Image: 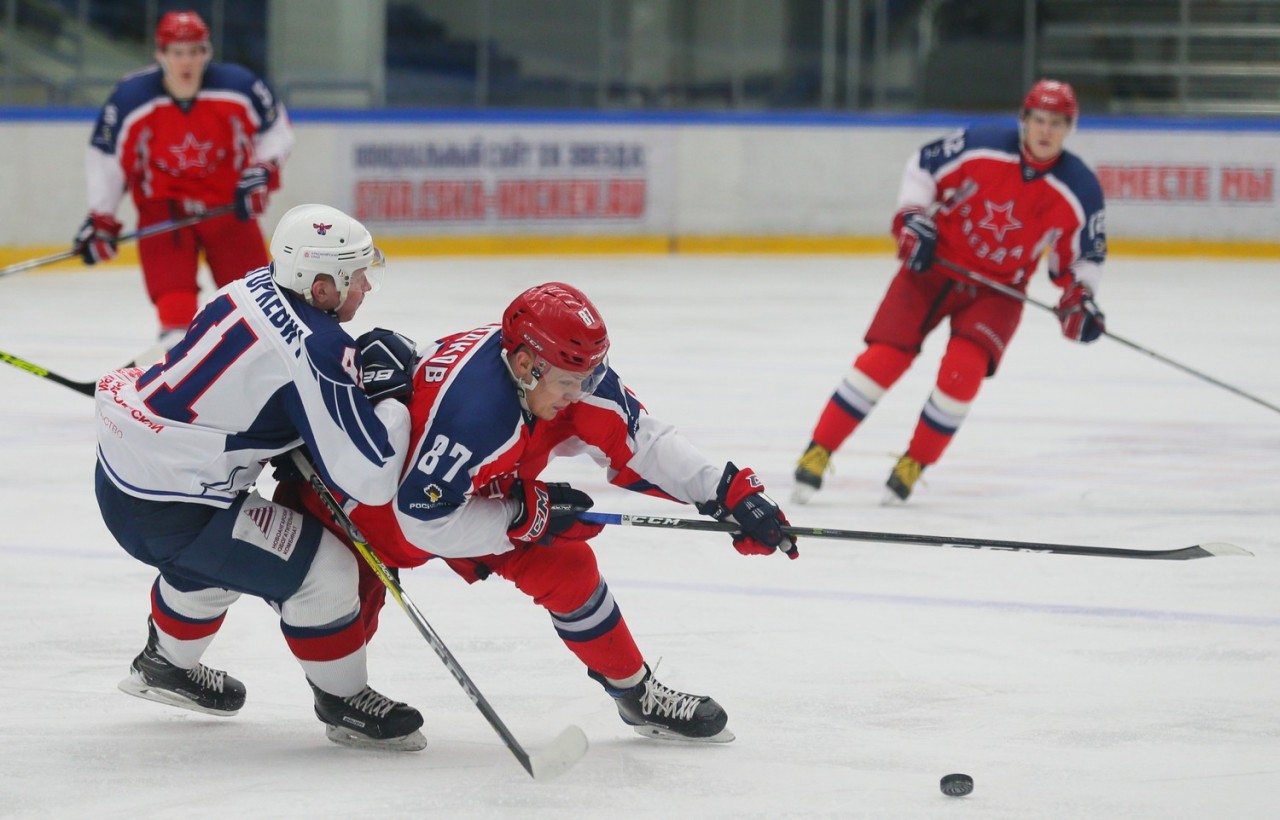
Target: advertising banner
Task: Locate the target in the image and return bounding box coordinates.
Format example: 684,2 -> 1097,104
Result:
335,124 -> 675,235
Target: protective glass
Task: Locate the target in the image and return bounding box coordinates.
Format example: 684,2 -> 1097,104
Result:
532,356 -> 609,400
359,246 -> 387,293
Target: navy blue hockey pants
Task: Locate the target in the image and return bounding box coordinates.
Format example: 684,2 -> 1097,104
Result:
95,463 -> 322,603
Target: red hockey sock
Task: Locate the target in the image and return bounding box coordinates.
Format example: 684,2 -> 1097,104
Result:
563,619 -> 645,682
490,542 -> 646,681
154,290 -> 199,332
906,337 -> 986,465
811,344 -> 914,450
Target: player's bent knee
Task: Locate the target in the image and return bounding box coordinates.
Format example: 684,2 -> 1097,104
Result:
855,343 -> 915,386
281,530 -> 360,628
938,337 -> 989,399
509,541 -> 602,612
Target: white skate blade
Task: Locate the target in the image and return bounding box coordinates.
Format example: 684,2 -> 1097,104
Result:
629,724 -> 735,744
790,483 -> 817,505
880,487 -> 910,506
323,724 -> 427,752
526,725 -> 590,780
117,670 -> 240,717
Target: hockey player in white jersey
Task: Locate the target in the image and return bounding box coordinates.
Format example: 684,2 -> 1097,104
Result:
94,204 -> 427,751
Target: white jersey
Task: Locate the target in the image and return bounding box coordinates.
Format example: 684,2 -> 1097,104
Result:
96,266 -> 409,508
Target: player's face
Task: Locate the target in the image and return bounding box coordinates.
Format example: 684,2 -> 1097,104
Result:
334,269 -> 372,323
157,41 -> 210,98
523,366 -> 585,420
511,349 -> 604,420
1022,109 -> 1071,162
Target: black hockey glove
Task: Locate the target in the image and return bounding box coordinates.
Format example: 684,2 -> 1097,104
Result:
356,328 -> 417,403
234,163 -> 273,221
73,213 -> 122,265
1058,281 -> 1105,343
696,462 -> 798,559
506,480 -> 601,546
895,209 -> 938,273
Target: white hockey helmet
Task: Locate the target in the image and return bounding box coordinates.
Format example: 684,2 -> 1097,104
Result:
269,204 -> 383,301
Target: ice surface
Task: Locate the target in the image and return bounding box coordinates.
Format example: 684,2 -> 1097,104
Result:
1,254 -> 1277,819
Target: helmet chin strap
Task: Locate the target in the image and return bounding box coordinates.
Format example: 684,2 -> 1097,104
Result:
500,348 -> 539,412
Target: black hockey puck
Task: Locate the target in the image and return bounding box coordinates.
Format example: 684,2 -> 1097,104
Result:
940,773 -> 974,797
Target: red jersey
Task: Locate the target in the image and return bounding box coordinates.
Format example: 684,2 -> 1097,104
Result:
349,326 -> 721,568
896,124 -> 1106,292
86,62 -> 293,216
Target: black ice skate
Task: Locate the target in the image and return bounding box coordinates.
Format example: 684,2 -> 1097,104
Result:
309,680 -> 426,752
791,441 -> 831,504
590,664 -> 734,743
884,453 -> 925,504
117,617 -> 246,717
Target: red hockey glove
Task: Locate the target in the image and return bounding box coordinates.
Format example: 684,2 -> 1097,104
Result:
1058,281 -> 1105,343
356,328 -> 417,403
73,213 -> 122,265
893,208 -> 938,273
507,480 -> 601,546
696,463 -> 798,559
234,163 -> 275,221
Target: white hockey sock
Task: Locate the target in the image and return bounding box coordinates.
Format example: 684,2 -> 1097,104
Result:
606,666 -> 646,689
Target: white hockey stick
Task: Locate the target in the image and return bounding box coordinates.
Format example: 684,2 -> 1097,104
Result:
290,450 -> 588,780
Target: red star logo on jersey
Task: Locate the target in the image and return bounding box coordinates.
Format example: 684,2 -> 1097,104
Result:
168,133 -> 213,170
977,200 -> 1022,243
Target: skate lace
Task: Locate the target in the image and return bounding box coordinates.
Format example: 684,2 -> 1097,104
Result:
186,664 -> 225,693
892,455 -> 923,488
345,687 -> 395,718
638,676 -> 702,721
798,444 -> 832,478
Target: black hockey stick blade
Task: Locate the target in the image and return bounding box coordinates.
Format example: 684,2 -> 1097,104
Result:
579,513 -> 1252,560
289,450 -> 588,780
0,349 -> 96,395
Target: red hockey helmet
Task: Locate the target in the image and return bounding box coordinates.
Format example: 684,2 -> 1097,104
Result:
1022,79 -> 1079,122
156,10 -> 210,50
502,282 -> 610,393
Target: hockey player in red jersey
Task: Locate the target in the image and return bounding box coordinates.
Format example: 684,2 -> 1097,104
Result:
74,10 -> 294,350
792,79 -> 1107,504
280,282 -> 797,744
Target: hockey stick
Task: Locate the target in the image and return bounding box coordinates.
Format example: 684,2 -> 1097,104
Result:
0,349 -> 96,396
935,258 -> 1280,416
578,512 -> 1250,560
289,450 -> 589,780
0,345 -> 165,397
1,205 -> 242,393
0,205 -> 236,280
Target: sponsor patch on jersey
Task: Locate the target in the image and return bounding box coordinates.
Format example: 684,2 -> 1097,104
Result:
424,483 -> 443,503
233,494 -> 301,560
